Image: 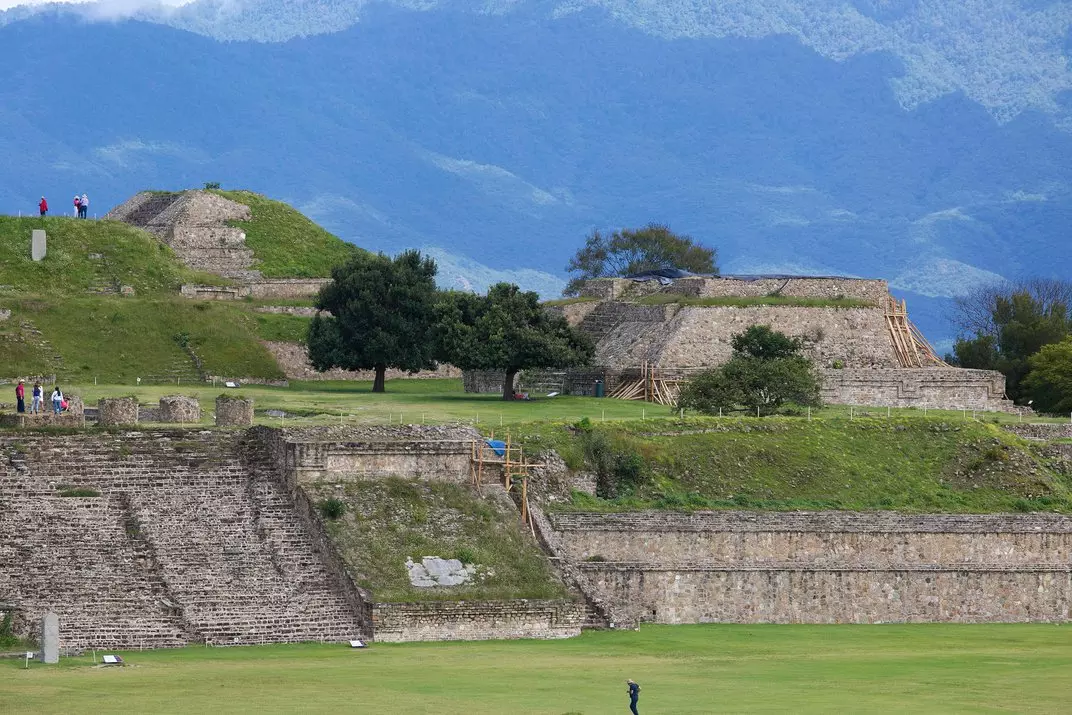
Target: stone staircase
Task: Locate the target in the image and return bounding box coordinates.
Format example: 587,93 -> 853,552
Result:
0,432 -> 368,649
105,190 -> 263,282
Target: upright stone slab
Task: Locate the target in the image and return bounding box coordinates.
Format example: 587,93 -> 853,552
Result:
216,395 -> 254,427
41,611 -> 59,664
31,230 -> 46,262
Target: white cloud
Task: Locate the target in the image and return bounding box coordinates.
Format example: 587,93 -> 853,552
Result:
422,149 -> 565,213
892,258 -> 1005,298
93,138 -> 207,166
0,0 -> 193,11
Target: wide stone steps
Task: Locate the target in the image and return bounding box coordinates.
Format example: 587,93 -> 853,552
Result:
0,431 -> 369,648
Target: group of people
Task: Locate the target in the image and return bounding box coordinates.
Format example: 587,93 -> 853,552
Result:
35,194 -> 90,218
14,380 -> 68,415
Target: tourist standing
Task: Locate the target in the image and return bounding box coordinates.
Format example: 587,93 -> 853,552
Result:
73,195 -> 81,217
51,386 -> 63,415
38,196 -> 48,216
31,382 -> 42,414
15,380 -> 25,413
80,193 -> 89,218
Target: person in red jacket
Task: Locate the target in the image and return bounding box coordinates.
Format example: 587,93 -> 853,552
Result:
38,196 -> 48,216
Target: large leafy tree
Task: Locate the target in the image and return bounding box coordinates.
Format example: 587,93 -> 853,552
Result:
438,283 -> 593,400
307,250 -> 440,393
679,325 -> 821,416
1022,338 -> 1072,415
953,290 -> 1072,401
564,223 -> 717,295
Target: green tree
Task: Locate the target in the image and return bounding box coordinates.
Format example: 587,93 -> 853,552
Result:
679,325 -> 821,416
564,224 -> 717,295
438,283 -> 593,400
1022,338 -> 1072,415
307,250 -> 440,393
954,290 -> 1071,401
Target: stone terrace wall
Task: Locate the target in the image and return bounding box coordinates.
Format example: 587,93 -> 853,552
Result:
263,341 -> 461,382
372,600 -> 585,642
821,368 -> 1017,412
0,431 -> 367,650
1006,424 -> 1072,440
549,511 -> 1072,625
578,276 -> 888,304
596,305 -> 897,370
272,425 -> 483,486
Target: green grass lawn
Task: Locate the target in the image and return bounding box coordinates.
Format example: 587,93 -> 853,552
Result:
212,190 -> 360,278
3,624 -> 1072,713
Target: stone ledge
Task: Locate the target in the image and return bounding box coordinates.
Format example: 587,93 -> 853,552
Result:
577,562 -> 1072,573
549,510 -> 1072,533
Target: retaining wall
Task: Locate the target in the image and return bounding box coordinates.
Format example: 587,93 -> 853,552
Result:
371,600 -> 585,642
549,511 -> 1072,625
821,368 -> 1017,412
578,277 -> 888,304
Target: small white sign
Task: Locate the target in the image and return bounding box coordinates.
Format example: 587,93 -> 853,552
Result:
102,655 -> 122,664
349,640 -> 366,648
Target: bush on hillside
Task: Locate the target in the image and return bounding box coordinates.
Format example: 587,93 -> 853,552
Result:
318,497 -> 346,520
679,325 -> 822,416
581,430 -> 648,499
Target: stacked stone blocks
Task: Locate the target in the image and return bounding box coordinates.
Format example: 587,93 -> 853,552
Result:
97,397 -> 140,426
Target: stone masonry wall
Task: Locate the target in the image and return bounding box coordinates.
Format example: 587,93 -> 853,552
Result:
0,431 -> 367,650
216,396 -> 254,426
158,395 -> 201,423
549,511 -> 1072,625
263,341 -> 460,382
820,368 -> 1017,412
578,277 -> 888,304
371,600 -> 585,642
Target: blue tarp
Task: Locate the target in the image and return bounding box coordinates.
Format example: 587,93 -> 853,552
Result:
486,439 -> 507,457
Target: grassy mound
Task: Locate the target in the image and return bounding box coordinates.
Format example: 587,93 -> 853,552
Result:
515,417 -> 1072,513
212,190 -> 360,278
0,216 -> 224,296
306,477 -> 568,602
0,296 -> 283,382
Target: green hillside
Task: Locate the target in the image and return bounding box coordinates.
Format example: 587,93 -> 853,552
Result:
0,215 -> 289,381
515,418 -> 1072,514
0,216 -> 225,296
212,190 -> 361,277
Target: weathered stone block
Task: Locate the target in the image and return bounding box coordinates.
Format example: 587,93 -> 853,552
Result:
158,395 -> 201,424
216,395 -> 254,427
97,397 -> 139,426
31,230 -> 46,262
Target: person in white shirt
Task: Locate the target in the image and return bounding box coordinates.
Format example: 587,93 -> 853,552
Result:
51,386 -> 63,414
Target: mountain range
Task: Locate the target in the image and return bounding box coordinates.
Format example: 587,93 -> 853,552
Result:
3,0 -> 1072,346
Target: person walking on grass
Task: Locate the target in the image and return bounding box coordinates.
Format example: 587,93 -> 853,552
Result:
38,196 -> 48,216
51,386 -> 63,415
31,381 -> 42,414
626,679 -> 640,715
15,380 -> 25,413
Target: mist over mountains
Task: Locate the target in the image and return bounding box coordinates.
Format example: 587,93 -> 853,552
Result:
3,0 -> 1072,344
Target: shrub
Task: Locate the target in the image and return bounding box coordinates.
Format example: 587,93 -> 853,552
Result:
318,497 -> 346,520
453,546 -> 477,564
0,610 -> 18,648
831,359 -> 845,369
581,431 -> 648,499
58,486 -> 100,497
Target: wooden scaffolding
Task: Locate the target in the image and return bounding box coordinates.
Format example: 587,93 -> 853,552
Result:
608,361 -> 687,406
885,296 -> 946,368
469,433 -> 542,531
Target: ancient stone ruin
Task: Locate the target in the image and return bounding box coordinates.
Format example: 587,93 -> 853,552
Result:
500,275 -> 1016,412
158,395 -> 201,424
105,191 -> 259,281
97,397 -> 139,426
216,395 -> 254,427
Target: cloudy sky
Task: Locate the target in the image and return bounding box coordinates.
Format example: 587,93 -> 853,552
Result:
0,1 -> 194,9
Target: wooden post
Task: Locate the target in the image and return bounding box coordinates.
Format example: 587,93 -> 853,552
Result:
521,477 -> 528,524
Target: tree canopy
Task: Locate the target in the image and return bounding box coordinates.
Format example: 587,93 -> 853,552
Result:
307,249 -> 440,392
437,282 -> 593,400
678,325 -> 821,416
952,289 -> 1072,401
564,224 -> 717,295
1022,338 -> 1072,415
